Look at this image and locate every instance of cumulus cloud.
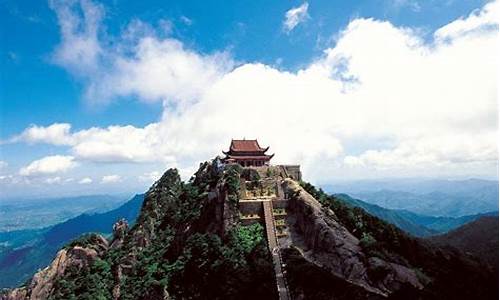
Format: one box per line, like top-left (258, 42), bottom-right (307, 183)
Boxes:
top-left (85, 38), bottom-right (233, 105)
top-left (101, 174), bottom-right (121, 183)
top-left (283, 2), bottom-right (309, 33)
top-left (10, 0), bottom-right (498, 183)
top-left (435, 0), bottom-right (499, 41)
top-left (71, 124), bottom-right (163, 162)
top-left (19, 155), bottom-right (77, 177)
top-left (12, 123), bottom-right (74, 145)
top-left (48, 0), bottom-right (232, 106)
top-left (79, 177), bottom-right (93, 184)
top-left (0, 161), bottom-right (7, 169)
top-left (11, 123), bottom-right (169, 163)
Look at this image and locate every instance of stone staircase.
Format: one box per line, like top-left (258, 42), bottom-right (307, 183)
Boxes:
top-left (263, 200), bottom-right (290, 300)
top-left (238, 178), bottom-right (291, 300)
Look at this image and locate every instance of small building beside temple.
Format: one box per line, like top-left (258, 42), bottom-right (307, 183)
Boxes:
top-left (223, 139), bottom-right (274, 167)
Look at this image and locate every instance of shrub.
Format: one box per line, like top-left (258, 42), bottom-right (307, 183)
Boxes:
top-left (230, 224), bottom-right (264, 254)
top-left (359, 232), bottom-right (376, 249)
top-left (241, 168), bottom-right (260, 182)
top-left (224, 165), bottom-right (242, 205)
top-left (64, 233), bottom-right (103, 250)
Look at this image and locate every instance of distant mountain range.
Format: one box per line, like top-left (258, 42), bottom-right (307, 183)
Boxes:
top-left (0, 195), bottom-right (126, 232)
top-left (323, 178), bottom-right (498, 217)
top-left (0, 194), bottom-right (144, 288)
top-left (430, 216), bottom-right (499, 269)
top-left (334, 193), bottom-right (498, 237)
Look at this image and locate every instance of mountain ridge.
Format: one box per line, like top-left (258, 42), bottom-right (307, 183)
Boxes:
top-left (322, 178), bottom-right (499, 217)
top-left (2, 160), bottom-right (496, 299)
top-left (430, 216), bottom-right (499, 268)
top-left (334, 193), bottom-right (498, 236)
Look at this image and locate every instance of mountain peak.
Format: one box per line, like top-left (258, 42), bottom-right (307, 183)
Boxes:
top-left (2, 159), bottom-right (497, 300)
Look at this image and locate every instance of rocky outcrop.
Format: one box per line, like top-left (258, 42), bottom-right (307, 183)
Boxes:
top-left (1, 235), bottom-right (108, 300)
top-left (282, 179), bottom-right (423, 296)
top-left (0, 288), bottom-right (28, 300)
top-left (110, 218), bottom-right (129, 249)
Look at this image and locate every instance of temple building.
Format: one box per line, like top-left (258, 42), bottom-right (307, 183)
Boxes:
top-left (223, 139), bottom-right (274, 167)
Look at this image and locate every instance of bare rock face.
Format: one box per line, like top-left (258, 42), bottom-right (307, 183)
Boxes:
top-left (127, 169), bottom-right (183, 252)
top-left (0, 288), bottom-right (28, 300)
top-left (85, 234), bottom-right (109, 255)
top-left (283, 179), bottom-right (423, 296)
top-left (1, 235), bottom-right (108, 300)
top-left (222, 194), bottom-right (239, 234)
top-left (111, 218), bottom-right (129, 248)
top-left (367, 257), bottom-right (424, 293)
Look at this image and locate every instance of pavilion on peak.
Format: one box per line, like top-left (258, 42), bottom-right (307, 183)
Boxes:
top-left (222, 139), bottom-right (274, 167)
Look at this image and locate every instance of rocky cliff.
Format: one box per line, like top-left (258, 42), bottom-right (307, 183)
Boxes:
top-left (3, 234), bottom-right (108, 300)
top-left (282, 179), bottom-right (422, 297)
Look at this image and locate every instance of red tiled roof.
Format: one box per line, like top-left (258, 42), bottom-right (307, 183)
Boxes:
top-left (226, 154), bottom-right (274, 160)
top-left (229, 139), bottom-right (266, 152)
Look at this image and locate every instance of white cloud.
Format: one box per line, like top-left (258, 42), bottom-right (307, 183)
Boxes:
top-left (101, 174), bottom-right (121, 184)
top-left (49, 0), bottom-right (104, 76)
top-left (13, 123), bottom-right (74, 145)
top-left (390, 0), bottom-right (421, 12)
top-left (87, 37), bottom-right (232, 105)
top-left (11, 123), bottom-right (165, 163)
top-left (79, 177), bottom-right (93, 184)
top-left (71, 124), bottom-right (163, 162)
top-left (48, 0), bottom-right (233, 106)
top-left (19, 155), bottom-right (77, 177)
top-left (0, 175), bottom-right (14, 182)
top-left (138, 171), bottom-right (161, 182)
top-left (0, 161), bottom-right (7, 169)
top-left (435, 0), bottom-right (499, 41)
top-left (283, 2), bottom-right (309, 33)
top-left (45, 176), bottom-right (62, 184)
top-left (180, 16), bottom-right (192, 26)
top-left (10, 0), bottom-right (498, 183)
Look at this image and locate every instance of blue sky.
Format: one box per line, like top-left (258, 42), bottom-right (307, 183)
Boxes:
top-left (0, 0), bottom-right (498, 198)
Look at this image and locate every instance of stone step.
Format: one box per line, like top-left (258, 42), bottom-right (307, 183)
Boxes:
top-left (262, 201), bottom-right (290, 300)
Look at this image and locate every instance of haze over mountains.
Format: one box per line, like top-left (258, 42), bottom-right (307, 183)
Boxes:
top-left (334, 193), bottom-right (498, 237)
top-left (323, 178), bottom-right (499, 217)
top-left (0, 195), bottom-right (144, 288)
top-left (0, 195), bottom-right (127, 232)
